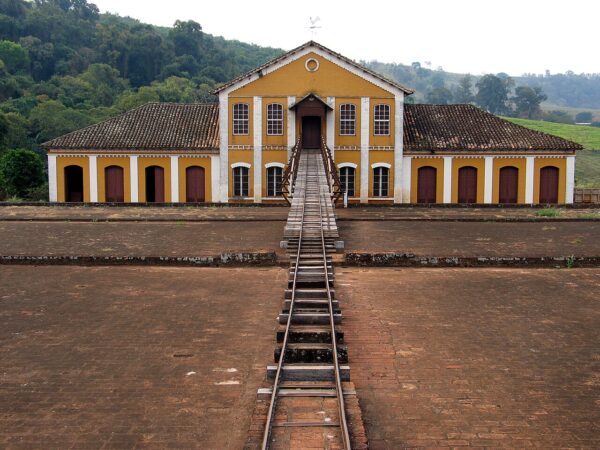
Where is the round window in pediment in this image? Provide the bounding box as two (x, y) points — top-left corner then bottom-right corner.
(305, 58), (320, 72)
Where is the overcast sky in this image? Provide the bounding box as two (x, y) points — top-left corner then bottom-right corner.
(91, 0), (598, 76)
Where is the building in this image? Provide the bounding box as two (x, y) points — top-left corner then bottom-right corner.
(43, 41), (582, 204)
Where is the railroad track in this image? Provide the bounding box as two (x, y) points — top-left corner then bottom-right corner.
(259, 148), (351, 449)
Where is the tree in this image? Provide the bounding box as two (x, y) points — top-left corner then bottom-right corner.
(475, 74), (514, 115)
(425, 87), (453, 104)
(0, 40), (29, 72)
(575, 112), (593, 123)
(169, 20), (203, 59)
(0, 148), (44, 197)
(512, 86), (547, 119)
(454, 75), (474, 104)
(543, 110), (573, 124)
(28, 99), (92, 142)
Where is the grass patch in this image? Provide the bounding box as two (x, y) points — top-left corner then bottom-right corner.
(504, 117), (600, 150)
(536, 208), (563, 217)
(575, 149), (600, 187)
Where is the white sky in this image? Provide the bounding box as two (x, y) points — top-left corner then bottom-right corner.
(91, 0), (599, 75)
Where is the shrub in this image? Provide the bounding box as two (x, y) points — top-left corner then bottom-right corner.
(535, 207), (562, 217)
(0, 148), (45, 199)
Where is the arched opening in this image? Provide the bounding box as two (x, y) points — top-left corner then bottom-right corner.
(499, 166), (519, 204)
(232, 166), (249, 197)
(539, 166), (559, 204)
(105, 165), (124, 202)
(340, 166), (356, 197)
(186, 166), (205, 202)
(64, 165), (84, 202)
(145, 166), (165, 202)
(266, 166), (283, 197)
(373, 166), (389, 197)
(417, 166), (437, 203)
(457, 166), (478, 203)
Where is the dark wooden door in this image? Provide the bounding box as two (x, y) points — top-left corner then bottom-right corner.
(105, 165), (124, 202)
(64, 165), (83, 202)
(302, 116), (321, 148)
(499, 166), (519, 203)
(145, 166), (165, 202)
(539, 166), (559, 203)
(417, 166), (437, 203)
(186, 166), (205, 202)
(458, 166), (477, 203)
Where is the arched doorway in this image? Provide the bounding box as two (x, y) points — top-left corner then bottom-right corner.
(64, 165), (84, 202)
(186, 166), (205, 202)
(458, 166), (477, 203)
(539, 166), (559, 204)
(499, 166), (519, 203)
(417, 166), (437, 203)
(145, 166), (165, 202)
(105, 165), (124, 202)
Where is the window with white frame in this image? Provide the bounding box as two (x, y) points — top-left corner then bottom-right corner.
(374, 104), (390, 135)
(233, 166), (249, 196)
(267, 103), (283, 135)
(233, 103), (249, 135)
(339, 104), (356, 135)
(266, 166), (283, 196)
(373, 166), (389, 197)
(340, 166), (355, 197)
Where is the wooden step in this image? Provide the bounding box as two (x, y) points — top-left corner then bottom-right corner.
(266, 364), (350, 381)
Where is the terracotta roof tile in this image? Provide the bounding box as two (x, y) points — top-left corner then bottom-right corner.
(42, 103), (219, 151)
(404, 104), (581, 151)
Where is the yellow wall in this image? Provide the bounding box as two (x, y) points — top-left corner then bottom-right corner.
(56, 156), (90, 202)
(451, 158), (485, 203)
(228, 150), (253, 198)
(262, 98), (288, 146)
(228, 98), (254, 146)
(97, 157), (131, 202)
(137, 157), (171, 202)
(231, 52), (394, 98)
(411, 158), (445, 203)
(534, 157), (566, 204)
(262, 151), (288, 197)
(370, 98), (395, 147)
(369, 151), (394, 198)
(178, 157), (212, 202)
(335, 151), (361, 198)
(492, 158), (526, 204)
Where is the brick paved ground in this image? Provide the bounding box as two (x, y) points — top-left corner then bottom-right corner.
(2, 220), (600, 259)
(1, 205), (598, 222)
(0, 266), (284, 449)
(338, 268), (600, 449)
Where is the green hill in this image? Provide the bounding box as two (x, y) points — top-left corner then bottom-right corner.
(504, 117), (600, 187)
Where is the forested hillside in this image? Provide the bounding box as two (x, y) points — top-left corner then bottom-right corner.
(0, 0), (283, 155)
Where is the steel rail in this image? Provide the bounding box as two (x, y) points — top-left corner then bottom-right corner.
(318, 184), (352, 449)
(261, 151), (309, 450)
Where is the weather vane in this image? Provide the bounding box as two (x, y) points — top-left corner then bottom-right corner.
(307, 17), (321, 39)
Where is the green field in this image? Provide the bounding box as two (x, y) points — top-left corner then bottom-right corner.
(503, 117), (600, 187)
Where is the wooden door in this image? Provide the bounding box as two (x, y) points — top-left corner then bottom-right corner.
(539, 166), (559, 204)
(417, 166), (437, 203)
(302, 116), (321, 148)
(145, 166), (165, 202)
(186, 166), (205, 202)
(64, 165), (83, 202)
(105, 166), (124, 202)
(499, 166), (519, 203)
(458, 166), (477, 203)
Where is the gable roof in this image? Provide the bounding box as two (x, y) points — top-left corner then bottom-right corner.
(289, 93), (333, 111)
(404, 104), (582, 152)
(213, 40), (414, 96)
(42, 103), (219, 151)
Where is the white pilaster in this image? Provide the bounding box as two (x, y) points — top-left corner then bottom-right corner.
(443, 156), (452, 203)
(360, 97), (370, 203)
(211, 155), (220, 203)
(525, 156), (535, 204)
(566, 155), (575, 204)
(88, 155), (98, 202)
(287, 96), (296, 158)
(48, 154), (58, 202)
(402, 156), (412, 203)
(326, 96), (335, 159)
(484, 156), (493, 204)
(129, 155), (139, 202)
(219, 93), (229, 202)
(170, 155), (179, 203)
(393, 95), (404, 203)
(253, 96), (262, 203)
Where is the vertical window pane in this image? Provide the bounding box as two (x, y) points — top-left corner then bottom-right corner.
(374, 104), (390, 136)
(339, 104), (356, 135)
(233, 104), (249, 135)
(267, 103), (283, 135)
